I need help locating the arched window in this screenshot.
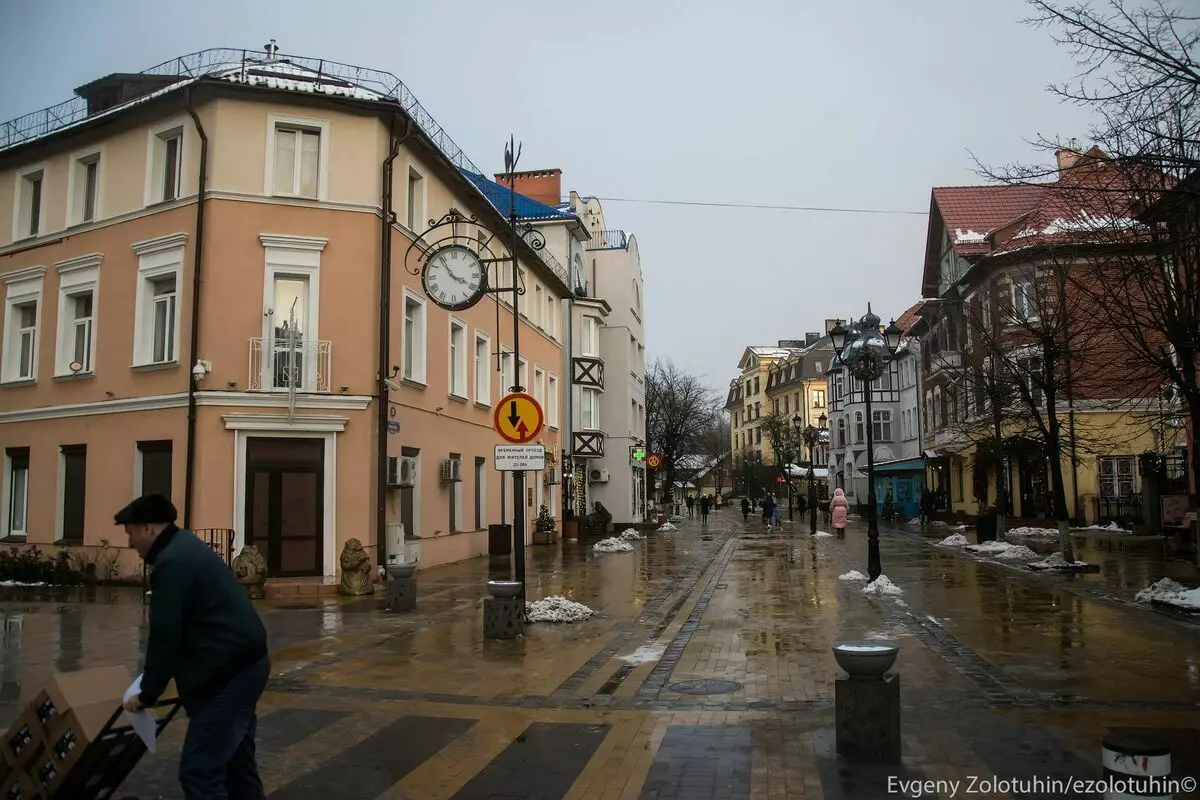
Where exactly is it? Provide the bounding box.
[837,417,846,447]
[854,411,865,443]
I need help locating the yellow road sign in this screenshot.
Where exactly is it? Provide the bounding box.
[494,392,545,444]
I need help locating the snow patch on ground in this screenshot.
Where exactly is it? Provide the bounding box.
[619,643,666,664]
[862,575,904,597]
[0,580,47,587]
[966,541,1040,560]
[620,528,643,541]
[892,598,909,608]
[668,515,685,523]
[657,523,679,532]
[1135,578,1200,609]
[1030,552,1093,569]
[1006,526,1060,539]
[838,570,868,582]
[930,521,968,530]
[526,596,596,623]
[1077,521,1132,534]
[939,533,969,546]
[593,537,635,553]
[813,531,834,538]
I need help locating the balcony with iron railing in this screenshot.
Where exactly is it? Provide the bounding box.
[924,350,962,379]
[249,338,332,392]
[585,230,629,251]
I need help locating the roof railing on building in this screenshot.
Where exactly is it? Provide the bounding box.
[585,229,629,250]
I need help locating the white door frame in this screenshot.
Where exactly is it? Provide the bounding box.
[224,413,343,578]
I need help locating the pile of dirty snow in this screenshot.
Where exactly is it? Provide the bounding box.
[620,528,644,541]
[1006,526,1060,539]
[939,533,969,546]
[966,540,1039,560]
[1029,551,1093,570]
[0,580,48,587]
[658,522,679,532]
[1078,521,1131,534]
[862,576,904,596]
[812,531,834,538]
[668,515,685,523]
[838,570,867,582]
[593,537,635,553]
[526,595,596,623]
[1135,578,1200,609]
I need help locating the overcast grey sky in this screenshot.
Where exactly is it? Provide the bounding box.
[0,0,1096,390]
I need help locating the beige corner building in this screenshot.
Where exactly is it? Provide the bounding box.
[0,47,569,581]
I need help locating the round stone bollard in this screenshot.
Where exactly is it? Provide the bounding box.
[832,641,901,764]
[1101,731,1172,799]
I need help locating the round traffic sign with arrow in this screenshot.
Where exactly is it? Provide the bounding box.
[493,392,545,444]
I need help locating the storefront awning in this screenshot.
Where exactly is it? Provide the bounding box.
[857,456,926,475]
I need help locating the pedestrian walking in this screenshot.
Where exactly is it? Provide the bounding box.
[762,495,777,531]
[740,497,751,521]
[699,495,711,524]
[714,494,723,512]
[831,487,849,538]
[920,489,935,526]
[116,494,270,800]
[685,495,695,519]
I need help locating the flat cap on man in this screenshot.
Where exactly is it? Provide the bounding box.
[114,493,178,525]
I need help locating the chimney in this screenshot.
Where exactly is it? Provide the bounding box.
[805,332,820,347]
[777,339,805,348]
[491,169,562,207]
[1056,140,1082,175]
[824,318,841,334]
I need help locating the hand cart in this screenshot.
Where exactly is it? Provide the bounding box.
[43,697,183,800]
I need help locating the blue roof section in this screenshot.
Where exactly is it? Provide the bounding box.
[461,170,571,220]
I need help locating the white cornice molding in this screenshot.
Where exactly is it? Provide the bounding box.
[0,392,188,423]
[55,253,103,276]
[2,265,47,284]
[259,234,329,252]
[222,413,347,432]
[131,232,189,256]
[195,391,371,411]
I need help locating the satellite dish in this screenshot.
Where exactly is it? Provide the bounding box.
[68,361,83,373]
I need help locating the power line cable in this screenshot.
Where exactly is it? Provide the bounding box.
[565,196,928,216]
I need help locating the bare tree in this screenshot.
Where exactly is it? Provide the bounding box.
[694,413,731,494]
[645,359,721,504]
[760,412,803,498]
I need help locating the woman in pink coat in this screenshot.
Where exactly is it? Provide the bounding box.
[830,488,849,538]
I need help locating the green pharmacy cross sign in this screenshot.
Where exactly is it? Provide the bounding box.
[631,446,646,463]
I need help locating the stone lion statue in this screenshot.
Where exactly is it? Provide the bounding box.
[233,545,267,599]
[338,538,373,596]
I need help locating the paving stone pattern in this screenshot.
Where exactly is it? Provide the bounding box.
[2,514,1199,799]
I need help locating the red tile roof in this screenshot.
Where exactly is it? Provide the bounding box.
[894,300,928,336]
[932,184,1048,255]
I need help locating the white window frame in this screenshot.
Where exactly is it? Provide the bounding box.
[66,147,103,226]
[547,373,559,428]
[1012,276,1037,321]
[448,317,468,399]
[2,448,29,540]
[12,164,48,241]
[473,330,491,405]
[872,409,893,442]
[402,289,428,384]
[2,266,45,384]
[580,315,599,356]
[264,114,331,201]
[144,117,187,207]
[499,347,514,396]
[545,295,557,338]
[533,366,546,407]
[581,387,601,430]
[534,284,544,329]
[259,234,327,391]
[854,411,865,443]
[518,357,528,394]
[131,233,187,367]
[1098,456,1136,498]
[405,162,427,232]
[54,253,102,377]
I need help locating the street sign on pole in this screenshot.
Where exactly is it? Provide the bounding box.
[494,444,546,472]
[493,392,545,443]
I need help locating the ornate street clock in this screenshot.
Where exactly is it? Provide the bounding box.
[422,244,487,311]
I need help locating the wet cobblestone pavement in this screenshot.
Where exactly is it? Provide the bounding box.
[3,514,1199,798]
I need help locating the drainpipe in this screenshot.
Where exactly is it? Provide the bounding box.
[377,117,414,564]
[182,91,208,529]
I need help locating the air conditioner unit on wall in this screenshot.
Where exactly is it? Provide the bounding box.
[590,468,610,483]
[441,458,462,482]
[386,456,418,488]
[544,468,559,486]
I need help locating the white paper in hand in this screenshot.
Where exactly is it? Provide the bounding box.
[123,674,158,754]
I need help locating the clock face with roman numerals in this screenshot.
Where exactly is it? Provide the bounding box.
[422,245,487,311]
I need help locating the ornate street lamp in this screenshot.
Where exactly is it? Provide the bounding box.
[802,413,828,536]
[830,305,902,581]
[789,411,803,521]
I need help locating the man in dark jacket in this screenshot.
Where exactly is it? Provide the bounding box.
[116,494,269,800]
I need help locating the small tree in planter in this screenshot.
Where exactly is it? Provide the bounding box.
[535,505,555,532]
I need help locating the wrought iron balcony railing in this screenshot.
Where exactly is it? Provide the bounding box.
[585,230,629,251]
[249,337,332,392]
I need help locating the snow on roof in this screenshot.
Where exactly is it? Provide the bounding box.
[953,228,988,244]
[214,61,386,101]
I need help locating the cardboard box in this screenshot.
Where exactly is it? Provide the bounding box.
[31,666,131,733]
[26,746,60,796]
[2,708,43,769]
[43,701,124,776]
[0,767,39,800]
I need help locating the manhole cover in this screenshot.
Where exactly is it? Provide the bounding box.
[668,679,744,695]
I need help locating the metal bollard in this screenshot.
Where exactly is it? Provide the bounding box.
[1102,731,1172,799]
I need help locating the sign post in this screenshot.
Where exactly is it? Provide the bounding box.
[492,392,545,601]
[495,444,547,472]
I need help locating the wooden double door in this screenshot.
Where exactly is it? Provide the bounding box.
[245,437,324,577]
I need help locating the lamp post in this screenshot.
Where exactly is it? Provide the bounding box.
[790,412,804,521]
[830,306,902,581]
[803,413,828,535]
